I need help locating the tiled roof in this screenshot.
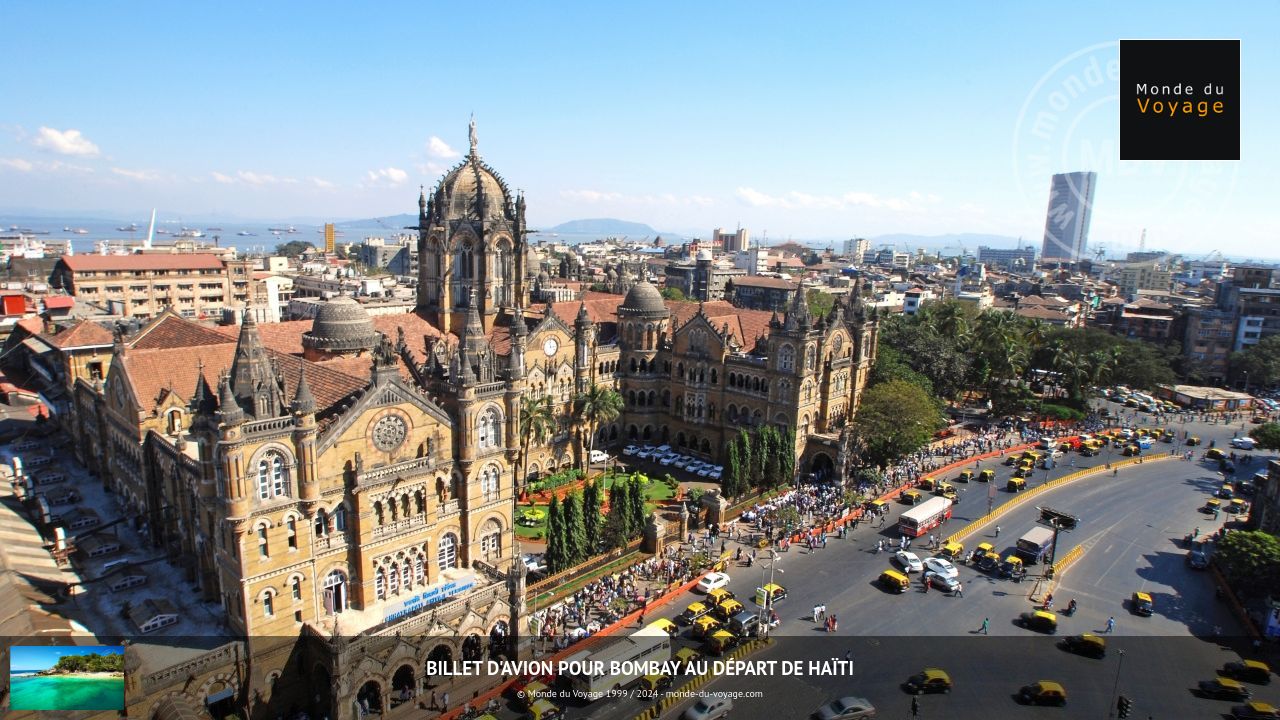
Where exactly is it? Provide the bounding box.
[43,296,75,310]
[668,300,773,350]
[211,319,310,354]
[1015,305,1070,321]
[43,320,114,349]
[544,292,626,325]
[129,313,235,350]
[122,344,364,414]
[60,253,225,272]
[732,276,796,290]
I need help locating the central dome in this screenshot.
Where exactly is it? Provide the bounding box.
[621,280,666,313]
[303,296,378,356]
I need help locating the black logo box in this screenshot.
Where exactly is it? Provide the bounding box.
[1120,39,1239,160]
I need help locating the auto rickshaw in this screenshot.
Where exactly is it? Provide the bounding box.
[1012,466,1032,479]
[1229,498,1249,514]
[674,647,702,672]
[756,583,788,606]
[704,628,739,655]
[939,540,964,560]
[1004,454,1021,466]
[1161,431,1175,443]
[901,489,923,505]
[1060,633,1106,658]
[957,469,974,483]
[681,601,711,623]
[1203,499,1223,514]
[1123,444,1141,456]
[637,673,673,693]
[714,598,745,622]
[1206,447,1226,460]
[918,477,937,492]
[1187,436,1201,446]
[648,618,680,636]
[867,499,887,516]
[706,587,735,606]
[1217,484,1235,499]
[1001,554,1025,579]
[1007,477,1027,492]
[879,568,910,593]
[936,483,958,500]
[525,699,565,720]
[978,469,996,482]
[689,614,722,639]
[1131,591,1154,616]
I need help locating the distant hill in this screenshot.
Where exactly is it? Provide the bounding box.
[336,214,416,229]
[545,218,659,236]
[871,233,1026,251]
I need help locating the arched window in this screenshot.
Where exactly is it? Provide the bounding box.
[257,524,269,558]
[291,576,302,600]
[438,533,459,571]
[323,570,347,613]
[458,241,474,280]
[286,516,297,549]
[480,519,502,560]
[167,409,182,434]
[314,509,329,537]
[402,558,413,590]
[256,452,290,500]
[710,369,717,384]
[389,564,400,595]
[334,505,347,531]
[805,345,816,370]
[477,407,501,450]
[414,555,425,585]
[262,590,275,618]
[481,465,500,501]
[375,568,387,600]
[778,345,795,372]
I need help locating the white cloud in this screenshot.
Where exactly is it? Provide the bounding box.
[426,136,460,159]
[735,187,914,211]
[559,189,714,208]
[237,170,296,186]
[562,189,623,203]
[366,167,408,185]
[111,167,161,181]
[417,162,448,177]
[211,171,235,184]
[310,177,335,189]
[33,127,100,156]
[0,158,33,171]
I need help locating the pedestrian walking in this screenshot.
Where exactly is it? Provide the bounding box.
[955,582,963,598]
[442,691,450,713]
[994,525,1001,538]
[813,605,821,623]
[911,696,920,717]
[1105,616,1115,633]
[980,617,989,634]
[819,605,827,622]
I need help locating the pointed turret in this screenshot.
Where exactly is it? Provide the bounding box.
[217,375,245,427]
[784,284,812,332]
[191,363,217,415]
[229,311,286,419]
[291,362,316,415]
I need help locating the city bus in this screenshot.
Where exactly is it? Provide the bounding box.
[568,624,672,701]
[897,496,953,538]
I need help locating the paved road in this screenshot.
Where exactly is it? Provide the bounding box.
[484,405,1274,719]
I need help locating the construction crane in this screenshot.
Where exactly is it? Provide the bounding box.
[1093,245,1107,262]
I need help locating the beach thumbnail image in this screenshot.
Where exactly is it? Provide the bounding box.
[7,645,125,711]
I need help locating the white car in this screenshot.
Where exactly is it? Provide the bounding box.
[923,557,958,579]
[683,696,733,720]
[656,444,672,454]
[696,572,731,593]
[673,456,691,469]
[659,454,679,466]
[709,467,723,480]
[1230,437,1256,450]
[894,551,923,573]
[636,448,654,460]
[622,445,639,456]
[815,696,877,720]
[686,461,706,473]
[697,465,716,478]
[589,449,609,464]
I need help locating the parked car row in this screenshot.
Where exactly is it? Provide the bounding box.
[621,445,723,479]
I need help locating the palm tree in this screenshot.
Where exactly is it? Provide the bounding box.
[573,384,624,474]
[930,300,972,344]
[517,394,555,491]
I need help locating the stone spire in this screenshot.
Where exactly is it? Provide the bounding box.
[291,361,316,415]
[229,311,286,420]
[784,285,811,332]
[217,374,244,427]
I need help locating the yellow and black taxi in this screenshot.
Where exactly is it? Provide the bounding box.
[1223,660,1273,685]
[939,540,964,560]
[978,469,996,482]
[713,598,745,622]
[1123,444,1141,456]
[1230,701,1280,720]
[1019,680,1067,706]
[901,489,923,505]
[525,698,566,720]
[1017,610,1058,634]
[706,587,735,607]
[957,469,974,483]
[756,583,788,605]
[1012,466,1033,479]
[918,477,937,492]
[518,681,551,710]
[1004,454,1022,466]
[637,673,674,693]
[1204,499,1223,514]
[903,668,952,695]
[1230,498,1249,514]
[647,618,680,636]
[1198,676,1252,701]
[1059,633,1106,658]
[976,550,1001,573]
[866,499,887,516]
[703,628,739,655]
[689,614,722,639]
[1206,447,1226,460]
[1131,591,1154,616]
[936,483,958,501]
[1187,436,1202,446]
[680,601,712,624]
[879,568,910,593]
[1007,477,1028,491]
[1218,484,1236,499]
[674,647,701,673]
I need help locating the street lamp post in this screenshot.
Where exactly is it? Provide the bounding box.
[757,550,781,637]
[1107,648,1125,719]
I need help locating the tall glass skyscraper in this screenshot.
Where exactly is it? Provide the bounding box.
[1040,171,1096,263]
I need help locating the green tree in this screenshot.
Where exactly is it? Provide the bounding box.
[562,490,587,566]
[869,345,935,396]
[545,495,566,573]
[574,384,625,471]
[1249,422,1280,451]
[582,481,603,554]
[723,438,743,500]
[1214,530,1280,599]
[852,379,945,469]
[660,286,686,301]
[1230,335,1280,388]
[604,480,630,549]
[806,289,835,318]
[274,240,315,257]
[779,426,796,485]
[517,394,556,490]
[626,474,646,538]
[762,425,782,487]
[738,429,754,494]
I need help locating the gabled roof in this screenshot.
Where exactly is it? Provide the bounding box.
[668,300,773,351]
[43,320,114,349]
[129,312,236,350]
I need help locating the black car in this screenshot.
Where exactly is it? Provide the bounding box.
[1199,678,1252,700]
[1187,550,1209,570]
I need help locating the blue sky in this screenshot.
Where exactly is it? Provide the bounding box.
[0,2,1275,256]
[9,645,124,672]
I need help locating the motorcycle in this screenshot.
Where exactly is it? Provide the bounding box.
[1064,600,1078,616]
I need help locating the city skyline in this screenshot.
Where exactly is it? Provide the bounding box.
[0,2,1275,256]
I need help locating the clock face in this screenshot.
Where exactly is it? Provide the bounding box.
[372,415,408,451]
[543,337,559,357]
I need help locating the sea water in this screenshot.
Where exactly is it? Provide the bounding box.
[9,673,125,711]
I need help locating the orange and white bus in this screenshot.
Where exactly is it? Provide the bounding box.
[898,496,953,538]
